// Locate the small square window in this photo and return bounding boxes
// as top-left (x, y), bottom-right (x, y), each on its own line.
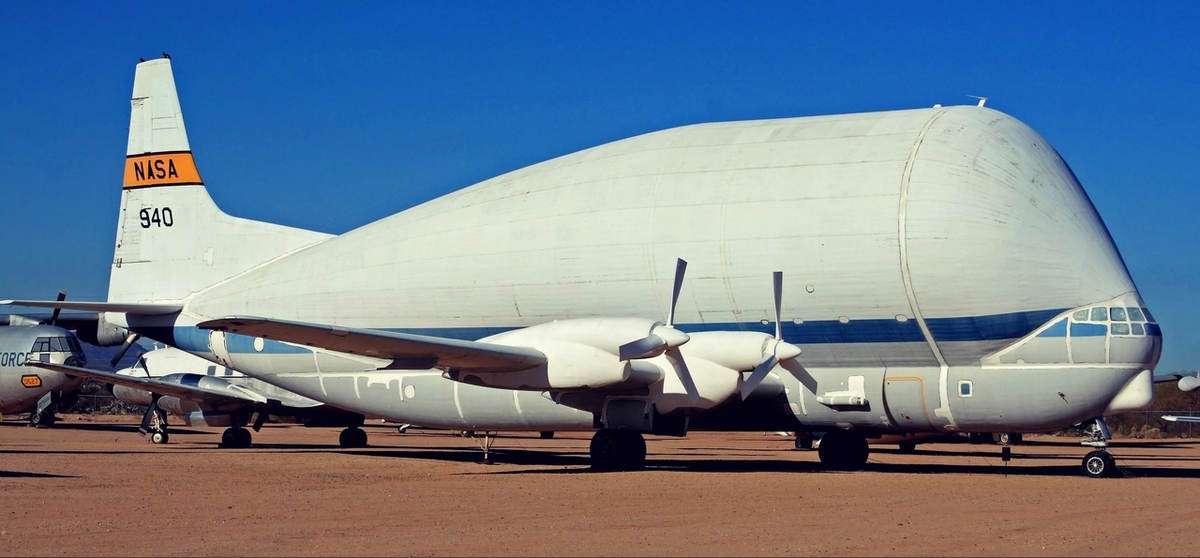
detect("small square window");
top-left (1132, 323), bottom-right (1145, 335)
top-left (1091, 307), bottom-right (1108, 321)
top-left (1072, 309), bottom-right (1090, 322)
top-left (1110, 307), bottom-right (1127, 321)
top-left (958, 380), bottom-right (973, 397)
top-left (1111, 323), bottom-right (1130, 336)
top-left (1127, 307), bottom-right (1146, 322)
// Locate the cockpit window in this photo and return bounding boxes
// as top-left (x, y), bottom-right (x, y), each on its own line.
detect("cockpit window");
top-left (1111, 323), bottom-right (1131, 336)
top-left (1073, 309), bottom-right (1089, 321)
top-left (32, 337), bottom-right (50, 352)
top-left (1090, 307), bottom-right (1108, 322)
top-left (1126, 307), bottom-right (1145, 322)
top-left (1131, 323), bottom-right (1145, 335)
top-left (50, 337), bottom-right (68, 352)
top-left (1110, 307), bottom-right (1127, 321)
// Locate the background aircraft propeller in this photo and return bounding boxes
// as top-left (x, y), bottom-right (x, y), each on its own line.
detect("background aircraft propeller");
top-left (109, 332), bottom-right (143, 369)
top-left (47, 290), bottom-right (66, 326)
top-left (618, 258), bottom-right (699, 404)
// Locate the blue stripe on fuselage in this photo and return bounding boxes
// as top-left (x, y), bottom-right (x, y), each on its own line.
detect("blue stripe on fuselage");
top-left (133, 307), bottom-right (1128, 356)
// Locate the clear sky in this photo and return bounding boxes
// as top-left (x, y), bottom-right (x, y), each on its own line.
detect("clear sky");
top-left (1, 2), bottom-right (1197, 374)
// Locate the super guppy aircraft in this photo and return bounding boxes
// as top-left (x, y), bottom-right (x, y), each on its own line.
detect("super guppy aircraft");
top-left (14, 57), bottom-right (1161, 477)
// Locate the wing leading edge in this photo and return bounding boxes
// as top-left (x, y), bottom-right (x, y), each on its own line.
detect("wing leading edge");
top-left (196, 316), bottom-right (547, 374)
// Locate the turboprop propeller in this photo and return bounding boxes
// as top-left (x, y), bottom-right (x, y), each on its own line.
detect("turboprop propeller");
top-left (740, 271), bottom-right (802, 400)
top-left (109, 332), bottom-right (143, 368)
top-left (617, 258), bottom-right (699, 404)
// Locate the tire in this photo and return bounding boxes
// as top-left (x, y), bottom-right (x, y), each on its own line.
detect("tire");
top-left (234, 427), bottom-right (252, 447)
top-left (30, 411), bottom-right (55, 428)
top-left (340, 427), bottom-right (368, 448)
top-left (1083, 450), bottom-right (1115, 478)
top-left (818, 430), bottom-right (869, 470)
top-left (998, 432), bottom-right (1011, 445)
top-left (590, 431), bottom-right (623, 471)
top-left (221, 428), bottom-right (238, 448)
top-left (151, 430), bottom-right (169, 444)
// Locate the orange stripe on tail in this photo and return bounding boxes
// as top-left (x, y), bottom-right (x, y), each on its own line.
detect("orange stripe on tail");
top-left (123, 152), bottom-right (202, 188)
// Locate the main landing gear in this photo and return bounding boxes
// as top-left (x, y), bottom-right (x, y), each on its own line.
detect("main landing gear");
top-left (816, 430), bottom-right (870, 471)
top-left (339, 426), bottom-right (368, 448)
top-left (139, 394), bottom-right (170, 444)
top-left (221, 426), bottom-right (253, 448)
top-left (589, 429), bottom-right (647, 471)
top-left (1079, 417), bottom-right (1121, 478)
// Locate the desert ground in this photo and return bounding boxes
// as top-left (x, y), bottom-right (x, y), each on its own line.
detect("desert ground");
top-left (3, 414), bottom-right (1200, 557)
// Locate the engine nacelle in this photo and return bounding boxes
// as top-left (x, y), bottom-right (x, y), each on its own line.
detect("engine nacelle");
top-left (644, 353), bottom-right (741, 414)
top-left (112, 384), bottom-right (154, 407)
top-left (74, 313), bottom-right (129, 347)
top-left (463, 317), bottom-right (665, 390)
top-left (180, 411), bottom-right (237, 427)
top-left (458, 338), bottom-right (632, 390)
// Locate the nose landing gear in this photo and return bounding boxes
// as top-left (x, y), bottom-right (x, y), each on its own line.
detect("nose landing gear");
top-left (1079, 417), bottom-right (1122, 478)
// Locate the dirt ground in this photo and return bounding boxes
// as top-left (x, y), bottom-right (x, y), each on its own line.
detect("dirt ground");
top-left (3, 414), bottom-right (1200, 557)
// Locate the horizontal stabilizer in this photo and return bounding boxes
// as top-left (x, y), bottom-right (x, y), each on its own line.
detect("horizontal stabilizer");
top-left (29, 362), bottom-right (269, 406)
top-left (1, 300), bottom-right (182, 315)
top-left (1162, 415), bottom-right (1200, 423)
top-left (197, 316), bottom-right (547, 374)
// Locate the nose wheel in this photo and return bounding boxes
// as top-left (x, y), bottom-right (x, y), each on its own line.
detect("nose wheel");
top-left (1079, 417), bottom-right (1121, 478)
top-left (1083, 450), bottom-right (1119, 478)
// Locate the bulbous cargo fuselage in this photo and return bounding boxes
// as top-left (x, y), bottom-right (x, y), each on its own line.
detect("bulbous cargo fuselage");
top-left (158, 105), bottom-right (1157, 435)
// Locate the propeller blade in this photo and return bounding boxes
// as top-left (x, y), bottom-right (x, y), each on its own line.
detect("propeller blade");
top-left (741, 354), bottom-right (779, 400)
top-left (136, 353), bottom-right (153, 380)
top-left (109, 333), bottom-right (142, 368)
top-left (665, 347), bottom-right (699, 405)
top-left (667, 258), bottom-right (687, 326)
top-left (48, 290), bottom-right (66, 326)
top-left (772, 271), bottom-right (783, 339)
top-left (618, 334), bottom-right (666, 361)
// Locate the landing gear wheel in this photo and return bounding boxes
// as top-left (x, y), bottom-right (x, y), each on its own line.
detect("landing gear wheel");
top-left (150, 430), bottom-right (169, 444)
top-left (589, 430), bottom-right (646, 471)
top-left (794, 437), bottom-right (813, 450)
top-left (339, 427), bottom-right (368, 448)
top-left (1083, 450), bottom-right (1116, 478)
top-left (29, 410), bottom-right (55, 428)
top-left (222, 427), bottom-right (252, 448)
top-left (817, 430), bottom-right (870, 470)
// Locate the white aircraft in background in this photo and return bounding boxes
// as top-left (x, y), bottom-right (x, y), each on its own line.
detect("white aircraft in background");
top-left (0, 321), bottom-right (86, 426)
top-left (13, 56), bottom-right (1162, 478)
top-left (54, 344), bottom-right (368, 447)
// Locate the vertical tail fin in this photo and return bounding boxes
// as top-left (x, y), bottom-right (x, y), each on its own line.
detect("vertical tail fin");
top-left (109, 58), bottom-right (331, 303)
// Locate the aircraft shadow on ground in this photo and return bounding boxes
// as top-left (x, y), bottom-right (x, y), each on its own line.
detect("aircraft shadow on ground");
top-left (336, 443), bottom-right (1200, 478)
top-left (0, 470), bottom-right (78, 479)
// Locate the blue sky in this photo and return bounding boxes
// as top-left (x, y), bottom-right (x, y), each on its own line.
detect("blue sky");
top-left (1, 2), bottom-right (1197, 373)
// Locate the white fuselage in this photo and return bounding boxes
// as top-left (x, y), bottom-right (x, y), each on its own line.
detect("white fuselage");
top-left (117, 106), bottom-right (1160, 435)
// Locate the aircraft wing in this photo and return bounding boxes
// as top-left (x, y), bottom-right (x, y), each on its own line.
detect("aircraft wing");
top-left (30, 361), bottom-right (270, 407)
top-left (197, 316), bottom-right (546, 374)
top-left (1, 300), bottom-right (183, 315)
top-left (1162, 415), bottom-right (1200, 423)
